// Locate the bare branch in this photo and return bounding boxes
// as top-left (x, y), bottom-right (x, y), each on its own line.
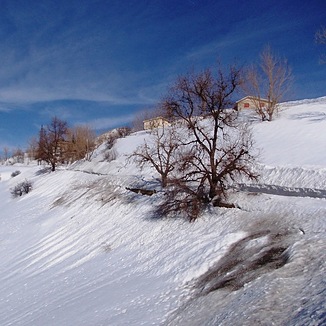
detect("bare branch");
top-left (315, 25), bottom-right (326, 44)
top-left (130, 126), bottom-right (181, 188)
top-left (315, 26), bottom-right (326, 64)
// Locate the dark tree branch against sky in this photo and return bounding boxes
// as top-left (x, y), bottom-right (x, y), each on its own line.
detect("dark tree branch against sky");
top-left (0, 0), bottom-right (325, 150)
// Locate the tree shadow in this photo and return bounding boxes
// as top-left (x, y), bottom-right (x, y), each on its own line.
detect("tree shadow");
top-left (194, 229), bottom-right (292, 295)
top-left (35, 167), bottom-right (52, 176)
top-left (290, 111), bottom-right (326, 122)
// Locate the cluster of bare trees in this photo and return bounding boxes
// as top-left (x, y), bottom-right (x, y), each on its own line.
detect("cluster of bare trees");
top-left (1, 147), bottom-right (25, 164)
top-left (66, 125), bottom-right (97, 162)
top-left (35, 116), bottom-right (96, 171)
top-left (131, 45), bottom-right (295, 220)
top-left (132, 65), bottom-right (259, 220)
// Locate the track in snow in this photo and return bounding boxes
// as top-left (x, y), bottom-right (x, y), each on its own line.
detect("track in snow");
top-left (236, 183), bottom-right (326, 199)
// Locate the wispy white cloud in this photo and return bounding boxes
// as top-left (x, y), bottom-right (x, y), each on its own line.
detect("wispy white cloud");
top-left (0, 8), bottom-right (161, 107)
top-left (185, 14), bottom-right (307, 63)
top-left (0, 85), bottom-right (140, 105)
top-left (0, 107), bottom-right (11, 112)
top-left (0, 64), bottom-right (162, 107)
top-left (39, 106), bottom-right (74, 121)
top-left (83, 114), bottom-right (135, 131)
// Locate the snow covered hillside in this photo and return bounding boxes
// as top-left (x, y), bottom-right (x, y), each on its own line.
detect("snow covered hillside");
top-left (0, 97), bottom-right (325, 325)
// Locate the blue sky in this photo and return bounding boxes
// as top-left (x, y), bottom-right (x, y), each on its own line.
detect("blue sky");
top-left (0, 0), bottom-right (325, 152)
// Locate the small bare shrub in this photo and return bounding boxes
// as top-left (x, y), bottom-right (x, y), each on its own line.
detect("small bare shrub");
top-left (106, 135), bottom-right (117, 150)
top-left (11, 180), bottom-right (33, 197)
top-left (106, 127), bottom-right (131, 150)
top-left (104, 149), bottom-right (118, 162)
top-left (11, 170), bottom-right (21, 178)
top-left (116, 127), bottom-right (131, 138)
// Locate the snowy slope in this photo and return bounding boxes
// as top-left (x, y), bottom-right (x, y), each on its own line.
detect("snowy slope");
top-left (253, 97), bottom-right (326, 191)
top-left (0, 97), bottom-right (325, 325)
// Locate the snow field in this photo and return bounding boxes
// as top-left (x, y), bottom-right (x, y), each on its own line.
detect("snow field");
top-left (0, 96), bottom-right (325, 325)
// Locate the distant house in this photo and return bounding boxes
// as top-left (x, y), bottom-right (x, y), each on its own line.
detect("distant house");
top-left (143, 116), bottom-right (171, 130)
top-left (234, 96), bottom-right (271, 111)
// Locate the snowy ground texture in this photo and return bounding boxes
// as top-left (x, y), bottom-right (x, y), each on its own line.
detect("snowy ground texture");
top-left (0, 97), bottom-right (325, 325)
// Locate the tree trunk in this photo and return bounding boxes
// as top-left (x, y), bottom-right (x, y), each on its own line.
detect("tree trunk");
top-left (161, 175), bottom-right (168, 188)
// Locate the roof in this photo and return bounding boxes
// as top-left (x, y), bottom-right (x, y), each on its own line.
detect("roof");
top-left (143, 116), bottom-right (169, 123)
top-left (236, 96), bottom-right (271, 103)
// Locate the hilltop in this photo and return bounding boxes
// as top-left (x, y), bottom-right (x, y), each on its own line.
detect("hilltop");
top-left (0, 97), bottom-right (325, 325)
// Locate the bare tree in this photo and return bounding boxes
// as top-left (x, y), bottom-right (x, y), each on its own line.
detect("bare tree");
top-left (2, 147), bottom-right (10, 162)
top-left (36, 117), bottom-right (68, 171)
top-left (131, 125), bottom-right (180, 188)
top-left (66, 125), bottom-right (97, 162)
top-left (153, 66), bottom-right (258, 220)
top-left (243, 46), bottom-right (292, 121)
top-left (316, 26), bottom-right (326, 44)
top-left (12, 148), bottom-right (24, 163)
top-left (315, 26), bottom-right (326, 64)
top-left (26, 136), bottom-right (39, 161)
